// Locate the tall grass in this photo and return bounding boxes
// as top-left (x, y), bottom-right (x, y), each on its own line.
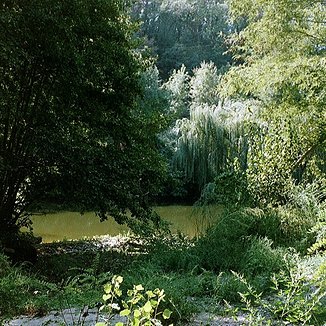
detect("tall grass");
top-left (0, 253), bottom-right (56, 317)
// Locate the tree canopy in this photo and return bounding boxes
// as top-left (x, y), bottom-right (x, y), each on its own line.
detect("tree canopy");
top-left (160, 0), bottom-right (326, 206)
top-left (133, 0), bottom-right (231, 78)
top-left (0, 0), bottom-right (166, 235)
top-left (220, 0), bottom-right (326, 203)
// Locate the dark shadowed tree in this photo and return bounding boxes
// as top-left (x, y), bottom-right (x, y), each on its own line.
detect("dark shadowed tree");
top-left (0, 0), bottom-right (166, 240)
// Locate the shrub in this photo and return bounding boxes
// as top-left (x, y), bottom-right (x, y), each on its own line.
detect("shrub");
top-left (0, 265), bottom-right (55, 317)
top-left (141, 233), bottom-right (199, 274)
top-left (243, 237), bottom-right (287, 276)
top-left (121, 263), bottom-right (197, 324)
top-left (233, 254), bottom-right (326, 325)
top-left (194, 209), bottom-right (255, 271)
top-left (96, 275), bottom-right (172, 326)
top-left (194, 205), bottom-right (319, 275)
top-left (194, 208), bottom-right (289, 272)
top-left (214, 272), bottom-right (248, 303)
top-left (0, 253), bottom-right (10, 277)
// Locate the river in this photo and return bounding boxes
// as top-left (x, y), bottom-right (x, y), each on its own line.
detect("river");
top-left (30, 206), bottom-right (221, 243)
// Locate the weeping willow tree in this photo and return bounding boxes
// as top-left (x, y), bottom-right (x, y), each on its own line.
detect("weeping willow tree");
top-left (172, 62), bottom-right (257, 191)
top-left (175, 101), bottom-right (254, 188)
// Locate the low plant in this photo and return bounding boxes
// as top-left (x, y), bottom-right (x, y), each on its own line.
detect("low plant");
top-left (308, 209), bottom-right (326, 255)
top-left (243, 236), bottom-right (287, 276)
top-left (144, 234), bottom-right (197, 273)
top-left (214, 272), bottom-right (248, 303)
top-left (269, 269), bottom-right (324, 324)
top-left (66, 253), bottom-right (113, 290)
top-left (231, 254), bottom-right (326, 325)
top-left (120, 262), bottom-right (197, 324)
top-left (0, 252), bottom-right (11, 277)
top-left (0, 258), bottom-right (56, 317)
top-left (230, 271), bottom-right (270, 326)
top-left (96, 275), bottom-right (173, 326)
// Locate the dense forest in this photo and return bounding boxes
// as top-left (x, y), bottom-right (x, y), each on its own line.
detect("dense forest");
top-left (0, 0), bottom-right (325, 325)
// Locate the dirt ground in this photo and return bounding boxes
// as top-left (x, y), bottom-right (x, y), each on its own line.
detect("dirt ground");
top-left (5, 309), bottom-right (249, 326)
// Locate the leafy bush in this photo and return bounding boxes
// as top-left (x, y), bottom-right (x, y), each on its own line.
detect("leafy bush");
top-left (145, 234), bottom-right (198, 273)
top-left (194, 204), bottom-right (319, 275)
top-left (243, 237), bottom-right (287, 276)
top-left (120, 262), bottom-right (197, 324)
top-left (0, 253), bottom-right (10, 277)
top-left (194, 208), bottom-right (289, 273)
top-left (308, 206), bottom-right (326, 255)
top-left (232, 254), bottom-right (326, 325)
top-left (262, 207), bottom-right (316, 252)
top-left (0, 264), bottom-right (56, 317)
top-left (214, 272), bottom-right (248, 303)
top-left (194, 209), bottom-right (253, 271)
top-left (96, 275), bottom-right (172, 326)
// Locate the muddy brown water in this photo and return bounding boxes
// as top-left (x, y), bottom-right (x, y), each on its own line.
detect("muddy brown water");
top-left (29, 205), bottom-right (222, 243)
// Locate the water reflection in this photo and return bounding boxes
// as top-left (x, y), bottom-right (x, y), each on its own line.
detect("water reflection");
top-left (30, 206), bottom-right (222, 243)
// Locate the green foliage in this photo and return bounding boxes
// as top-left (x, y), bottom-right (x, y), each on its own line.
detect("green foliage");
top-left (228, 253), bottom-right (326, 325)
top-left (121, 262), bottom-right (204, 324)
top-left (214, 272), bottom-right (248, 303)
top-left (144, 234), bottom-right (198, 273)
top-left (0, 0), bottom-right (166, 234)
top-left (230, 272), bottom-right (269, 325)
top-left (189, 62), bottom-right (221, 106)
top-left (308, 207), bottom-right (326, 255)
top-left (96, 275), bottom-right (172, 326)
top-left (221, 0), bottom-right (326, 205)
top-left (141, 204), bottom-right (320, 276)
top-left (243, 237), bottom-right (286, 276)
top-left (36, 248), bottom-right (135, 283)
top-left (162, 65), bottom-right (190, 118)
top-left (0, 257), bottom-right (57, 317)
top-left (133, 0), bottom-right (231, 78)
top-left (66, 255), bottom-right (113, 290)
top-left (309, 238), bottom-right (326, 256)
top-left (245, 114), bottom-right (326, 205)
top-left (0, 252), bottom-right (11, 278)
top-left (194, 208), bottom-right (289, 273)
top-left (173, 62), bottom-right (254, 191)
top-left (195, 163), bottom-right (250, 207)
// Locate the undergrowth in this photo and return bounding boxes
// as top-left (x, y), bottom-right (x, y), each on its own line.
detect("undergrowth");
top-left (1, 181), bottom-right (325, 325)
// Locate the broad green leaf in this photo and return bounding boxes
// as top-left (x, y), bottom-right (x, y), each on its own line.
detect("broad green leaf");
top-left (116, 276), bottom-right (123, 284)
top-left (103, 294), bottom-right (111, 301)
top-left (163, 309), bottom-right (172, 319)
top-left (134, 309), bottom-right (141, 318)
top-left (146, 290), bottom-right (154, 298)
top-left (120, 309), bottom-right (131, 316)
top-left (143, 301), bottom-right (152, 313)
top-left (115, 322), bottom-right (124, 326)
top-left (122, 301), bottom-right (128, 309)
top-left (135, 284), bottom-right (144, 291)
top-left (104, 284), bottom-right (112, 293)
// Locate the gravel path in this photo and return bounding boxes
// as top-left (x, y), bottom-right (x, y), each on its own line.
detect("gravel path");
top-left (5, 310), bottom-right (249, 326)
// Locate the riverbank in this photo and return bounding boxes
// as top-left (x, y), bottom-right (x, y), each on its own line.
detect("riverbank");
top-left (2, 235), bottom-right (250, 325)
top-left (1, 205), bottom-right (326, 325)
